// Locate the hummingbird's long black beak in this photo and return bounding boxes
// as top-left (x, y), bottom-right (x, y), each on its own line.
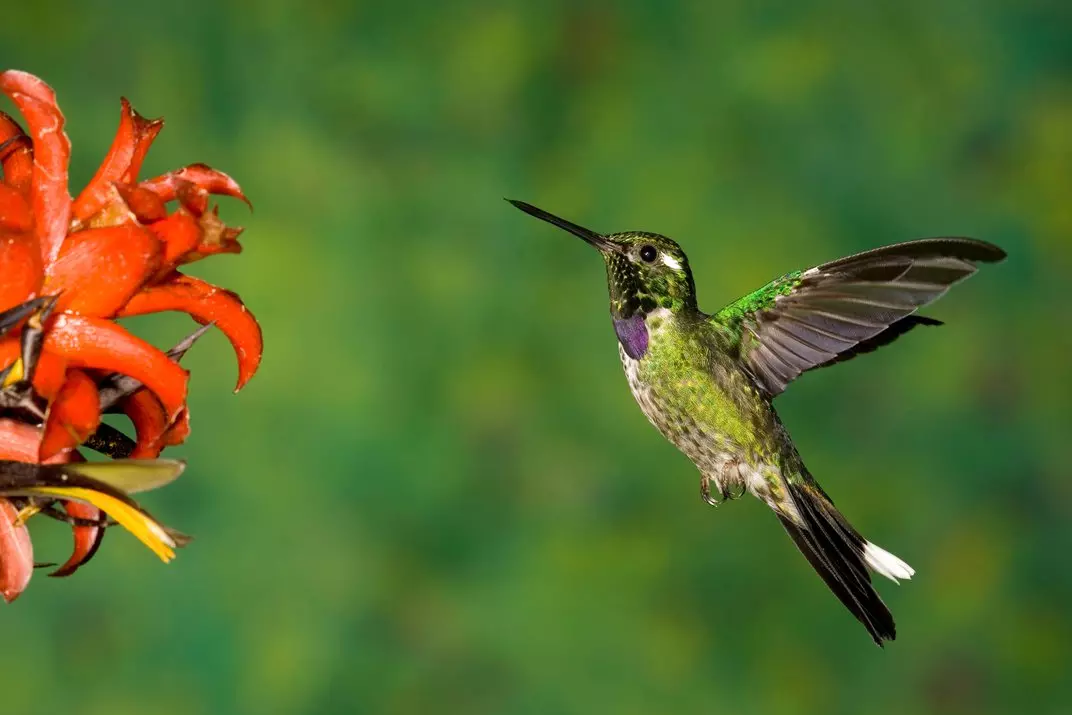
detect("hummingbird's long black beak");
top-left (507, 200), bottom-right (621, 253)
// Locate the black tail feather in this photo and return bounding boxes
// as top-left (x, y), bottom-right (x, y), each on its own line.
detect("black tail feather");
top-left (777, 482), bottom-right (896, 646)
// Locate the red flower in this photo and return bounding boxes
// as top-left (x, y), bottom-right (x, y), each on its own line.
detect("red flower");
top-left (0, 70), bottom-right (263, 601)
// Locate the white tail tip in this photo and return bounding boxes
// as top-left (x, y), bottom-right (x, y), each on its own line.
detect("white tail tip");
top-left (863, 542), bottom-right (915, 584)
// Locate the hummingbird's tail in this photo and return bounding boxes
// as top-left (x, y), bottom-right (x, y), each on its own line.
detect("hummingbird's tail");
top-left (774, 478), bottom-right (914, 646)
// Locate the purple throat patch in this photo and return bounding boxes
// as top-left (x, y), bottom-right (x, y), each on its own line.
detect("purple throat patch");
top-left (613, 315), bottom-right (649, 360)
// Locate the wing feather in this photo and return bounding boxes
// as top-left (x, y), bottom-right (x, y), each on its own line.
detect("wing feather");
top-left (715, 238), bottom-right (1005, 396)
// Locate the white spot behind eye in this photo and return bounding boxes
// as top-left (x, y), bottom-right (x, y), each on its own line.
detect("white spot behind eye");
top-left (660, 254), bottom-right (682, 270)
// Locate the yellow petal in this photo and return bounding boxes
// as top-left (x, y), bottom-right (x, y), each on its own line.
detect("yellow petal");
top-left (13, 486), bottom-right (176, 562)
top-left (13, 503), bottom-right (40, 526)
top-left (3, 358), bottom-right (24, 387)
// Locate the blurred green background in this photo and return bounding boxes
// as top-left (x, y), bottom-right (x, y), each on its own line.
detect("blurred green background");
top-left (3, 1), bottom-right (1070, 713)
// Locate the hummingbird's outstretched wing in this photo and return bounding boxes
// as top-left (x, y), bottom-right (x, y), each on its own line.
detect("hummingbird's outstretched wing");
top-left (713, 238), bottom-right (1006, 396)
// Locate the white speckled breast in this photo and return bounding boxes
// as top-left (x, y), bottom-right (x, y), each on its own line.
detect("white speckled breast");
top-left (615, 309), bottom-right (766, 499)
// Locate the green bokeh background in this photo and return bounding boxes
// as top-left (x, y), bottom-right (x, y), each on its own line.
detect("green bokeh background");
top-left (3, 1), bottom-right (1070, 713)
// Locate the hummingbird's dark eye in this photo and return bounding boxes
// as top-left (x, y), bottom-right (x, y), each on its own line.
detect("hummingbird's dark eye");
top-left (639, 245), bottom-right (658, 263)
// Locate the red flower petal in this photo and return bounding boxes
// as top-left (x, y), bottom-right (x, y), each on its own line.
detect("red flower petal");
top-left (31, 350), bottom-right (70, 402)
top-left (39, 370), bottom-right (101, 461)
top-left (44, 224), bottom-right (161, 316)
top-left (119, 273), bottom-right (262, 392)
top-left (0, 498), bottom-right (32, 603)
top-left (0, 417), bottom-right (41, 459)
top-left (0, 71), bottom-right (72, 264)
top-left (0, 226), bottom-right (42, 313)
top-left (0, 184), bottom-right (32, 233)
top-left (116, 184), bottom-right (167, 224)
top-left (163, 407), bottom-right (191, 447)
top-left (0, 111), bottom-right (32, 193)
top-left (147, 209), bottom-right (201, 275)
top-left (145, 208), bottom-right (244, 278)
top-left (0, 418), bottom-right (43, 604)
top-left (71, 99), bottom-right (164, 223)
top-left (140, 164), bottom-right (251, 214)
top-left (49, 499), bottom-right (104, 578)
top-left (183, 209), bottom-right (244, 264)
top-left (0, 338), bottom-right (67, 399)
top-left (121, 107), bottom-right (164, 184)
top-left (43, 314), bottom-right (187, 420)
top-left (79, 182), bottom-right (169, 231)
top-left (121, 388), bottom-right (168, 458)
top-left (71, 99), bottom-right (136, 222)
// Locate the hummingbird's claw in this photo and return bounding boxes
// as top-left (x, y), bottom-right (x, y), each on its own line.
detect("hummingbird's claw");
top-left (723, 481), bottom-right (746, 501)
top-left (702, 472), bottom-right (747, 506)
top-left (701, 475), bottom-right (723, 507)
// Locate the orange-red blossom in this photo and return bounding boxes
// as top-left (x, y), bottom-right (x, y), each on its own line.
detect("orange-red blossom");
top-left (0, 70), bottom-right (262, 600)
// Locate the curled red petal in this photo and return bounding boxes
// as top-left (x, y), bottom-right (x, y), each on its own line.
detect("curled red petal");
top-left (121, 108), bottom-right (164, 184)
top-left (0, 228), bottom-right (41, 314)
top-left (140, 164), bottom-right (251, 214)
top-left (175, 181), bottom-right (209, 216)
top-left (39, 370), bottom-right (101, 461)
top-left (49, 499), bottom-right (104, 578)
top-left (0, 71), bottom-right (71, 264)
top-left (0, 419), bottom-right (78, 463)
top-left (0, 111), bottom-right (32, 193)
top-left (70, 99), bottom-right (164, 223)
top-left (47, 451), bottom-right (103, 579)
top-left (0, 184), bottom-right (32, 232)
top-left (0, 417), bottom-right (41, 459)
top-left (0, 498), bottom-right (33, 603)
top-left (43, 314), bottom-right (187, 420)
top-left (0, 71), bottom-right (57, 104)
top-left (77, 183), bottom-right (135, 229)
top-left (184, 209), bottom-right (244, 264)
top-left (71, 98), bottom-right (137, 222)
top-left (116, 184), bottom-right (167, 223)
top-left (121, 388), bottom-right (168, 458)
top-left (31, 350), bottom-right (69, 402)
top-left (119, 273), bottom-right (262, 392)
top-left (163, 407), bottom-right (190, 447)
top-left (0, 339), bottom-right (67, 399)
top-left (44, 224), bottom-right (161, 316)
top-left (0, 417), bottom-right (39, 602)
top-left (147, 209), bottom-right (201, 275)
top-left (149, 209), bottom-right (244, 277)
top-left (80, 182), bottom-right (169, 230)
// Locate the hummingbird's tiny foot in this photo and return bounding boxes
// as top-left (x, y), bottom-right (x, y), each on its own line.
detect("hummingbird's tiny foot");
top-left (700, 476), bottom-right (722, 506)
top-left (724, 481), bottom-right (746, 501)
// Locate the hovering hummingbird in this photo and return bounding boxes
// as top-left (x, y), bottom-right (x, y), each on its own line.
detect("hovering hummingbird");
top-left (509, 199), bottom-right (1005, 645)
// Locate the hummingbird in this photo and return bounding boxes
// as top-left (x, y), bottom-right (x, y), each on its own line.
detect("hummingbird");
top-left (509, 199), bottom-right (1005, 645)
